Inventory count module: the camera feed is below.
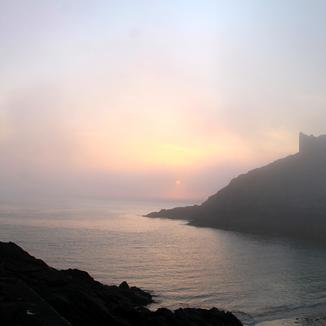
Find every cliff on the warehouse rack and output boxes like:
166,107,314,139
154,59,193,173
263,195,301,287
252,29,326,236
0,241,242,326
147,133,326,239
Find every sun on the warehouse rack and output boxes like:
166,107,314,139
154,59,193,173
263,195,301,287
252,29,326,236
175,180,182,186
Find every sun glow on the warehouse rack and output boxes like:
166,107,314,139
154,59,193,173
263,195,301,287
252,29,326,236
79,135,253,174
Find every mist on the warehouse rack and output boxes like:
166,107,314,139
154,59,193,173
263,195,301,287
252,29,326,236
1,0,326,202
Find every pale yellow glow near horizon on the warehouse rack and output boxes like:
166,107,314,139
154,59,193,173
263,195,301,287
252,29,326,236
70,82,298,176
1,0,325,201
78,127,256,174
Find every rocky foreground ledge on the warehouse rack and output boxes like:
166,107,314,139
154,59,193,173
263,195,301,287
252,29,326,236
0,241,242,326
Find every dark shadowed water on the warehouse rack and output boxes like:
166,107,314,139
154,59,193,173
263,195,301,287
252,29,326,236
1,199,326,325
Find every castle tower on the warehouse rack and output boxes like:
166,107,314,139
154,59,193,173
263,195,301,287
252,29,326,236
299,132,326,155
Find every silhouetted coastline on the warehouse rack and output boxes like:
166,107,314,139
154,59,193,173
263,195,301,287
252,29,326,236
147,134,326,240
0,241,242,326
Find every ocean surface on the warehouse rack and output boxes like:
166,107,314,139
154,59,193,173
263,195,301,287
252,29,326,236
1,199,326,325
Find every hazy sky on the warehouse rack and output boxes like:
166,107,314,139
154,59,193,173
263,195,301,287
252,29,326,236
1,0,326,202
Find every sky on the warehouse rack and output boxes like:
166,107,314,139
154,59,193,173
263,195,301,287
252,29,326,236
1,0,326,202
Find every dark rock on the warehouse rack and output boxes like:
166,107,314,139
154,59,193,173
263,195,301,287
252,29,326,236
0,241,242,326
119,281,129,289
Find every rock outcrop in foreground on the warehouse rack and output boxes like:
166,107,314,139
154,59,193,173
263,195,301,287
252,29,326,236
147,133,326,239
0,241,242,326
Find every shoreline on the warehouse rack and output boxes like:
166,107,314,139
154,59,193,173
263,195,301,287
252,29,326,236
0,241,242,326
257,315,326,326
254,303,326,326
2,239,326,326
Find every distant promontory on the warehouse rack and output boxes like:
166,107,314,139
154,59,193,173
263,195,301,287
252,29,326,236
147,133,326,239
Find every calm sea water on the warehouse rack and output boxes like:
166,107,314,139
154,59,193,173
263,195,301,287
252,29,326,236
1,199,326,325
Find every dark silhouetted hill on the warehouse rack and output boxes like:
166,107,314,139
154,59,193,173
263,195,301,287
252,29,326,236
147,133,326,239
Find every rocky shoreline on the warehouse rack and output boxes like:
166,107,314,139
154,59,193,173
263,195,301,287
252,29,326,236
0,241,242,325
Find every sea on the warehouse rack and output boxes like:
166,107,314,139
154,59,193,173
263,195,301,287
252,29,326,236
1,198,326,326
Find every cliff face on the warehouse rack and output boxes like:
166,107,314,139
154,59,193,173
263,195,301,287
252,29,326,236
147,134,326,238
